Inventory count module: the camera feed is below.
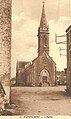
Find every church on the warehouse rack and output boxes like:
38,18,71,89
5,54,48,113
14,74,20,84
16,3,56,87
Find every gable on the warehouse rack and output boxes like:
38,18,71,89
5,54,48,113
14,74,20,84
32,51,56,66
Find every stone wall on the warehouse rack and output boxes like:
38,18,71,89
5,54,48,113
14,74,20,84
0,0,11,103
66,25,71,92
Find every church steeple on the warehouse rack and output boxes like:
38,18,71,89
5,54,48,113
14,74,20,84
40,2,48,29
38,2,49,56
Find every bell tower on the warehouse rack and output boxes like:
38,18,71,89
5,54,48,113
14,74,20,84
38,2,49,56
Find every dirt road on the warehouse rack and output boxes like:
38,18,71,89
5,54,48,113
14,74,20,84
11,86,71,115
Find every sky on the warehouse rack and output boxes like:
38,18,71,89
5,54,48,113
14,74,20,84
12,0,71,78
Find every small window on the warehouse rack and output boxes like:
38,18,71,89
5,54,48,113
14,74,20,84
43,36,47,46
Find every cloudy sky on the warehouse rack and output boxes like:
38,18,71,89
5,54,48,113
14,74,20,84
12,0,71,77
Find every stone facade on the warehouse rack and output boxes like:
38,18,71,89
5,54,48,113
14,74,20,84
0,0,11,103
66,25,71,92
16,4,56,87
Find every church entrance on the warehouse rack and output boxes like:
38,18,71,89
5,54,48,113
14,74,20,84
40,69,50,87
42,76,47,83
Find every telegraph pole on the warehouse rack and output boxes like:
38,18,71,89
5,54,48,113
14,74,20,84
55,33,67,56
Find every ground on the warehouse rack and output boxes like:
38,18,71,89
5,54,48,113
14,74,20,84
11,86,71,115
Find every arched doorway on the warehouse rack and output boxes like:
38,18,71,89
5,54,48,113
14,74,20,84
40,69,50,86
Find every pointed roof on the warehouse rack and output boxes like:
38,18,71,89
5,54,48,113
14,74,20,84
40,2,48,29
32,51,56,65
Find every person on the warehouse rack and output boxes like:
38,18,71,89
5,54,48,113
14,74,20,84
39,82,42,87
47,82,50,86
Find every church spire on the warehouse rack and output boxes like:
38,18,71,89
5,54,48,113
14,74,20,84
38,2,49,56
40,2,48,30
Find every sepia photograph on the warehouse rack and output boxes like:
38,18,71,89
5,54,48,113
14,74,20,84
0,0,71,117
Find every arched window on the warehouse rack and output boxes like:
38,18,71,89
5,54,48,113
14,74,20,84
43,36,47,46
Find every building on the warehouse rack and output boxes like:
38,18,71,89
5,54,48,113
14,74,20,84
56,71,67,85
16,3,56,87
66,25,71,92
0,0,11,104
